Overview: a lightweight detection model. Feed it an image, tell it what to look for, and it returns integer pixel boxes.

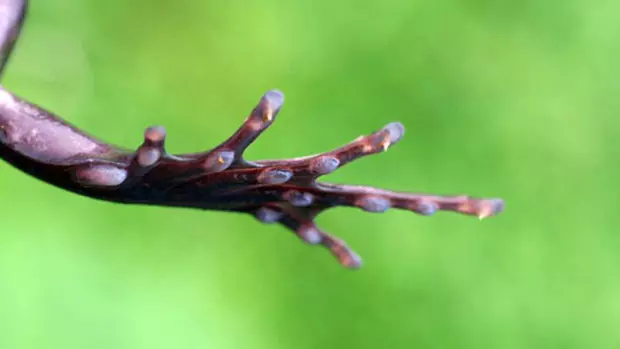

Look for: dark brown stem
[0,0,504,268]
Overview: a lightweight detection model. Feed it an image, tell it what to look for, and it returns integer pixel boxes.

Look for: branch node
[257,168,292,185]
[255,207,283,223]
[357,196,391,213]
[74,165,128,187]
[284,190,314,207]
[416,200,438,216]
[203,150,235,172]
[310,155,340,175]
[136,148,161,167]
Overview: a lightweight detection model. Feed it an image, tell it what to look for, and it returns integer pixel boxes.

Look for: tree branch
[0,0,504,268]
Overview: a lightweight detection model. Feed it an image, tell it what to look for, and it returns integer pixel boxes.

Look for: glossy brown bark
[0,0,504,268]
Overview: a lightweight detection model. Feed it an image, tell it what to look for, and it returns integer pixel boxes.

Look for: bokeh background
[1,0,619,348]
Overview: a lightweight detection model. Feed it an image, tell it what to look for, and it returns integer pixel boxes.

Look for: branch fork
[0,0,504,268]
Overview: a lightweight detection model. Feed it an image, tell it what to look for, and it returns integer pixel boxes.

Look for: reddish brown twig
[0,0,504,268]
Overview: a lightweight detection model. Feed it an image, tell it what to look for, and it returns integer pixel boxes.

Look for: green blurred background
[1,0,619,348]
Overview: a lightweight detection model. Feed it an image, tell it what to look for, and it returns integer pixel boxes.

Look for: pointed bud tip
[478,199,505,220]
[144,125,166,143]
[384,122,405,144]
[341,252,363,269]
[263,89,285,111]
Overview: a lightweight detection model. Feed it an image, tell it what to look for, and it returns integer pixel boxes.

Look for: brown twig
[0,0,504,268]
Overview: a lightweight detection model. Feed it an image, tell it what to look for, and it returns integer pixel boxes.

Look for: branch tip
[477,198,504,219]
[144,125,166,145]
[382,122,405,148]
[322,235,363,269]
